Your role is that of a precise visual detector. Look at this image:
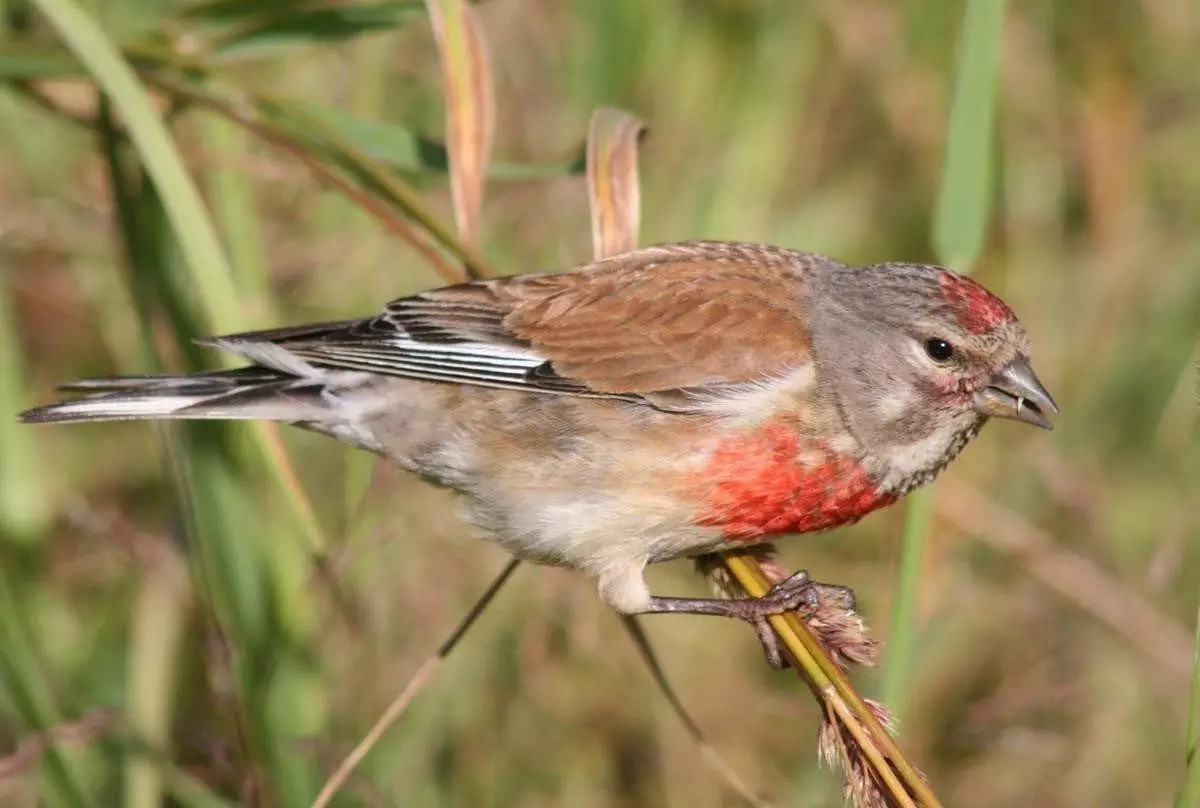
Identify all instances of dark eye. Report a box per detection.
[924,338,955,362]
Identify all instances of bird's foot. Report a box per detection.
[637,570,857,669]
[742,571,856,668]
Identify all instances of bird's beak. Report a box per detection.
[973,357,1059,430]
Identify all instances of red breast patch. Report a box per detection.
[691,422,895,541]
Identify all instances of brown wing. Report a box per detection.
[395,241,819,393]
[206,241,826,402]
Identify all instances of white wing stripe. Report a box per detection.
[300,350,535,380]
[383,348,541,367]
[293,355,538,387]
[385,335,544,363]
[285,332,550,391]
[301,345,538,371]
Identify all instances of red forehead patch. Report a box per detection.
[937,272,1015,334]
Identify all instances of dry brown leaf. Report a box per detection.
[586,107,648,260]
[426,0,495,246]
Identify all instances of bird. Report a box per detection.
[21,240,1057,665]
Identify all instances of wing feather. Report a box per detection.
[203,241,828,409]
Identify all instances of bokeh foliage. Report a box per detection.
[2,1,1199,806]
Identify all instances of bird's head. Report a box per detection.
[808,260,1057,483]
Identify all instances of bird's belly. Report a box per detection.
[472,486,721,569]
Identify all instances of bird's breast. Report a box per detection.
[687,421,896,540]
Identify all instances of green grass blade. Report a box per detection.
[201,111,273,308]
[35,0,330,561]
[98,99,325,807]
[0,279,53,545]
[0,42,81,78]
[178,0,327,22]
[109,730,240,808]
[1177,604,1200,808]
[121,555,191,808]
[151,761,238,808]
[0,11,55,553]
[256,94,494,277]
[932,0,1007,268]
[96,97,263,648]
[282,99,584,181]
[182,0,426,58]
[0,571,97,807]
[32,0,242,335]
[882,485,935,713]
[884,0,1007,718]
[1178,418,1200,807]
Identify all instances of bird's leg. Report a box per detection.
[636,570,856,669]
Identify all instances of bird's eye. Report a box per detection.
[923,338,955,362]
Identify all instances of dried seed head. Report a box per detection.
[817,702,922,808]
[805,596,880,669]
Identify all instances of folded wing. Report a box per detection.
[206,241,824,409]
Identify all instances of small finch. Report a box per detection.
[22,241,1056,664]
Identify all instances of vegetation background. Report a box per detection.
[2,0,1198,806]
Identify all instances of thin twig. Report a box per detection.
[311,559,520,808]
[620,615,773,808]
[0,709,114,781]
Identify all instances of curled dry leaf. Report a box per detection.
[586,108,648,260]
[425,0,495,246]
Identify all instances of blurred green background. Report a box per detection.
[2,0,1199,806]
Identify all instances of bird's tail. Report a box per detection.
[19,367,333,425]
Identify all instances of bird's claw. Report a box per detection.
[744,570,857,669]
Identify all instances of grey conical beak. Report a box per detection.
[973,357,1059,430]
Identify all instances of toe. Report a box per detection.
[770,570,811,592]
[815,583,857,611]
[760,570,820,612]
[752,618,788,670]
